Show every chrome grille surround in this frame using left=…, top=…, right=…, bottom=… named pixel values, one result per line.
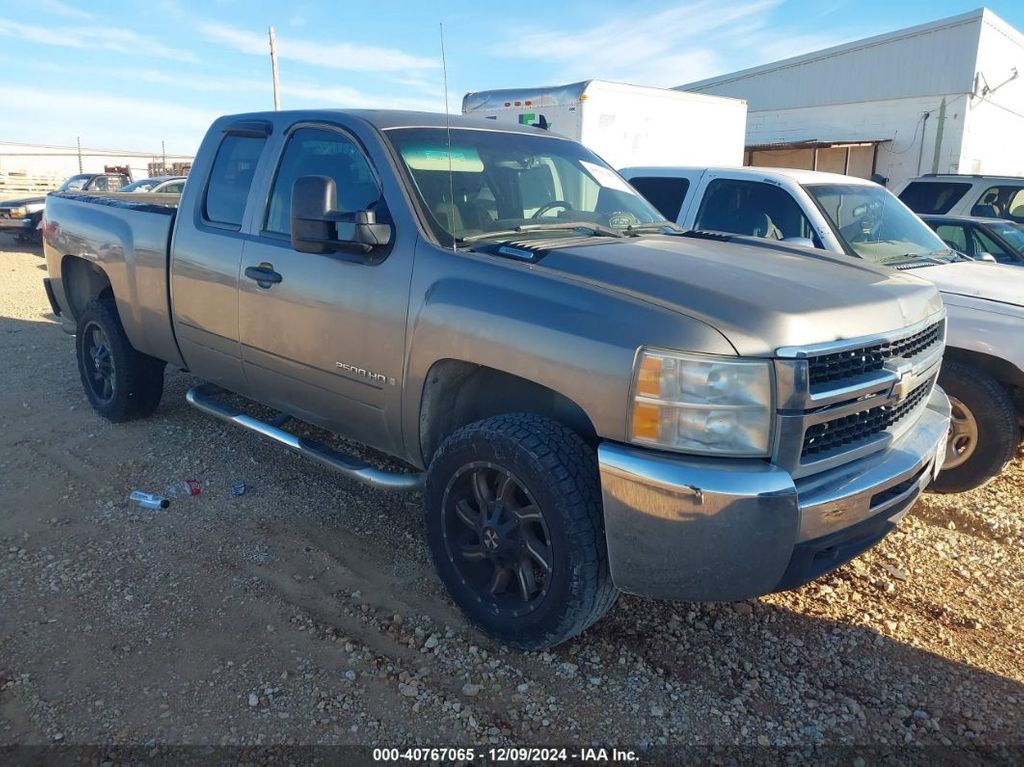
left=773, top=313, right=946, bottom=479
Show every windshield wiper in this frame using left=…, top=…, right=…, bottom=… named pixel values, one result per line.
left=460, top=222, right=628, bottom=244
left=624, top=221, right=684, bottom=234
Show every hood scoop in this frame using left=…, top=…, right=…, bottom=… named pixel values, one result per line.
left=472, top=235, right=604, bottom=262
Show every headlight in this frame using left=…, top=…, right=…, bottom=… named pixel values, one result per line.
left=629, top=349, right=774, bottom=456
left=10, top=207, right=28, bottom=219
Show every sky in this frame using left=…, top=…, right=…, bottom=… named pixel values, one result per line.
left=1, top=0, right=1023, bottom=155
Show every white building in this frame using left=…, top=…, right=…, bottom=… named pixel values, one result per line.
left=679, top=8, right=1024, bottom=190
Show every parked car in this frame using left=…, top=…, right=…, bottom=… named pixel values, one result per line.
left=1, top=172, right=131, bottom=244
left=120, top=176, right=187, bottom=194
left=897, top=174, right=1024, bottom=223
left=620, top=166, right=1023, bottom=492
left=921, top=214, right=1024, bottom=265
left=42, top=110, right=950, bottom=648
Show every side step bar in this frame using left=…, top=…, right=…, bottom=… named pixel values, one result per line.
left=185, top=384, right=424, bottom=492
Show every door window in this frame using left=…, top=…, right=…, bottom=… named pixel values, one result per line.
left=628, top=176, right=690, bottom=222
left=898, top=181, right=971, bottom=214
left=694, top=179, right=819, bottom=244
left=933, top=224, right=968, bottom=253
left=265, top=127, right=381, bottom=235
left=203, top=134, right=267, bottom=228
left=970, top=185, right=1024, bottom=222
left=972, top=228, right=1012, bottom=262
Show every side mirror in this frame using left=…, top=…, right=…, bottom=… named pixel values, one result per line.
left=975, top=251, right=997, bottom=263
left=290, top=175, right=392, bottom=255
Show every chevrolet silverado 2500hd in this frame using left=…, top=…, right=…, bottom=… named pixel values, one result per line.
left=42, top=111, right=951, bottom=648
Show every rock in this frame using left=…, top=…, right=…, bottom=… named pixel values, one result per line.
left=462, top=683, right=481, bottom=697
left=424, top=635, right=439, bottom=650
left=344, top=670, right=357, bottom=682
left=733, top=602, right=753, bottom=616
left=516, top=683, right=529, bottom=694
left=884, top=564, right=909, bottom=581
left=247, top=693, right=259, bottom=707
left=650, top=704, right=664, bottom=717
left=399, top=682, right=418, bottom=698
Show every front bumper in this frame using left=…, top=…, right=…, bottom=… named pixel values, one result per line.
left=598, top=387, right=950, bottom=601
left=0, top=217, right=34, bottom=232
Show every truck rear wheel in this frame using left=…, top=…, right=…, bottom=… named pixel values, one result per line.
left=75, top=298, right=165, bottom=422
left=931, top=361, right=1018, bottom=493
left=424, top=414, right=617, bottom=649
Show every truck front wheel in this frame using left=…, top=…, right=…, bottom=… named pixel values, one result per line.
left=424, top=414, right=617, bottom=649
left=75, top=298, right=165, bottom=422
left=931, top=361, right=1019, bottom=493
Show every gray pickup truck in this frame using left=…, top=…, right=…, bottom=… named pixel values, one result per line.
left=42, top=110, right=951, bottom=648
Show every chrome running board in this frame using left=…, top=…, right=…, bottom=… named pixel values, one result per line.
left=185, top=383, right=423, bottom=492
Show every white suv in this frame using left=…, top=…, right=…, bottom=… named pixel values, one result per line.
left=896, top=175, right=1024, bottom=222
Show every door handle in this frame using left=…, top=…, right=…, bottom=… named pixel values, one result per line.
left=244, top=264, right=282, bottom=288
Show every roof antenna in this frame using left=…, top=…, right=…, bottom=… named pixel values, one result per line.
left=440, top=22, right=456, bottom=252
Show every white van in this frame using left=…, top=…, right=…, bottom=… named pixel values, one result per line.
left=620, top=165, right=1024, bottom=493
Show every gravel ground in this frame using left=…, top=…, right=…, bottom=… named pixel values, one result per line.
left=1, top=239, right=1022, bottom=753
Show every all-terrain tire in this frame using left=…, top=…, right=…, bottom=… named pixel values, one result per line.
left=931, top=361, right=1019, bottom=493
left=424, top=414, right=618, bottom=649
left=75, top=297, right=165, bottom=422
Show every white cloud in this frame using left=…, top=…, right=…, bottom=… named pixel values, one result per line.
left=0, top=19, right=199, bottom=63
left=0, top=85, right=216, bottom=154
left=497, top=0, right=847, bottom=87
left=199, top=22, right=438, bottom=73
left=37, top=0, right=94, bottom=20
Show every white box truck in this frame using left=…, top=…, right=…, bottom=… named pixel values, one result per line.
left=462, top=79, right=747, bottom=169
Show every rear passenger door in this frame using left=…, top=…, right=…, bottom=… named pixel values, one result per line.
left=627, top=176, right=691, bottom=224
left=171, top=128, right=268, bottom=396
left=691, top=178, right=823, bottom=246
left=238, top=124, right=412, bottom=457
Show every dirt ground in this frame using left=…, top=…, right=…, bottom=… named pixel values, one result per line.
left=1, top=238, right=1022, bottom=754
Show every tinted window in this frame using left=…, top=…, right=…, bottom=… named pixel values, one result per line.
left=933, top=223, right=968, bottom=252
left=265, top=128, right=380, bottom=235
left=695, top=179, right=819, bottom=244
left=970, top=185, right=1024, bottom=222
left=898, top=181, right=970, bottom=214
left=629, top=176, right=690, bottom=222
left=972, top=228, right=1015, bottom=262
left=204, top=134, right=266, bottom=227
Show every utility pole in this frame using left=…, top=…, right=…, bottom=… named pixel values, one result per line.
left=76, top=136, right=83, bottom=173
left=268, top=26, right=281, bottom=110
left=161, top=140, right=166, bottom=172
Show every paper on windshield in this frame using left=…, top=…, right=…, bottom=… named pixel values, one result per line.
left=580, top=161, right=634, bottom=193
left=401, top=145, right=484, bottom=172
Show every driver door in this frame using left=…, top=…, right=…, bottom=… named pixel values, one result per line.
left=238, top=125, right=412, bottom=457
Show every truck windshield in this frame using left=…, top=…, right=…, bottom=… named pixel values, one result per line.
left=57, top=175, right=94, bottom=193
left=385, top=127, right=667, bottom=245
left=805, top=183, right=954, bottom=265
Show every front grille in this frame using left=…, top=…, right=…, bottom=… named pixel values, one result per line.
left=802, top=376, right=934, bottom=458
left=807, top=322, right=942, bottom=389
left=869, top=466, right=927, bottom=509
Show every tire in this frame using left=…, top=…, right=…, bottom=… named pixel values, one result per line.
left=931, top=361, right=1019, bottom=493
left=75, top=297, right=165, bottom=422
left=424, top=414, right=617, bottom=649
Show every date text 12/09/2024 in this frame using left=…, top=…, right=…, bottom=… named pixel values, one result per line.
left=372, top=747, right=640, bottom=762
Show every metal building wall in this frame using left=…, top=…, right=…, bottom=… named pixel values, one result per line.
left=681, top=10, right=983, bottom=110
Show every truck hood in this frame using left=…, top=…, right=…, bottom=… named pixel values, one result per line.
left=0, top=195, right=46, bottom=207
left=530, top=235, right=943, bottom=356
left=906, top=260, right=1023, bottom=308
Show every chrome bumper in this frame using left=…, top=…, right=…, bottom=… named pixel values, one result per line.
left=598, top=387, right=950, bottom=601
left=0, top=217, right=34, bottom=231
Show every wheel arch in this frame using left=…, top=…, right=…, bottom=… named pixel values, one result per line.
left=60, top=255, right=114, bottom=321
left=418, top=359, right=598, bottom=466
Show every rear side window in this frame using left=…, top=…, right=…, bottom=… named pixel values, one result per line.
left=629, top=176, right=690, bottom=222
left=264, top=127, right=380, bottom=235
left=898, top=181, right=970, bottom=214
left=203, top=134, right=266, bottom=228
left=970, top=185, right=1024, bottom=222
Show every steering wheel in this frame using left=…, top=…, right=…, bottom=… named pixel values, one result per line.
left=532, top=200, right=574, bottom=219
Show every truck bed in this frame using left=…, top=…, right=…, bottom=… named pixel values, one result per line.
left=43, top=192, right=184, bottom=368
